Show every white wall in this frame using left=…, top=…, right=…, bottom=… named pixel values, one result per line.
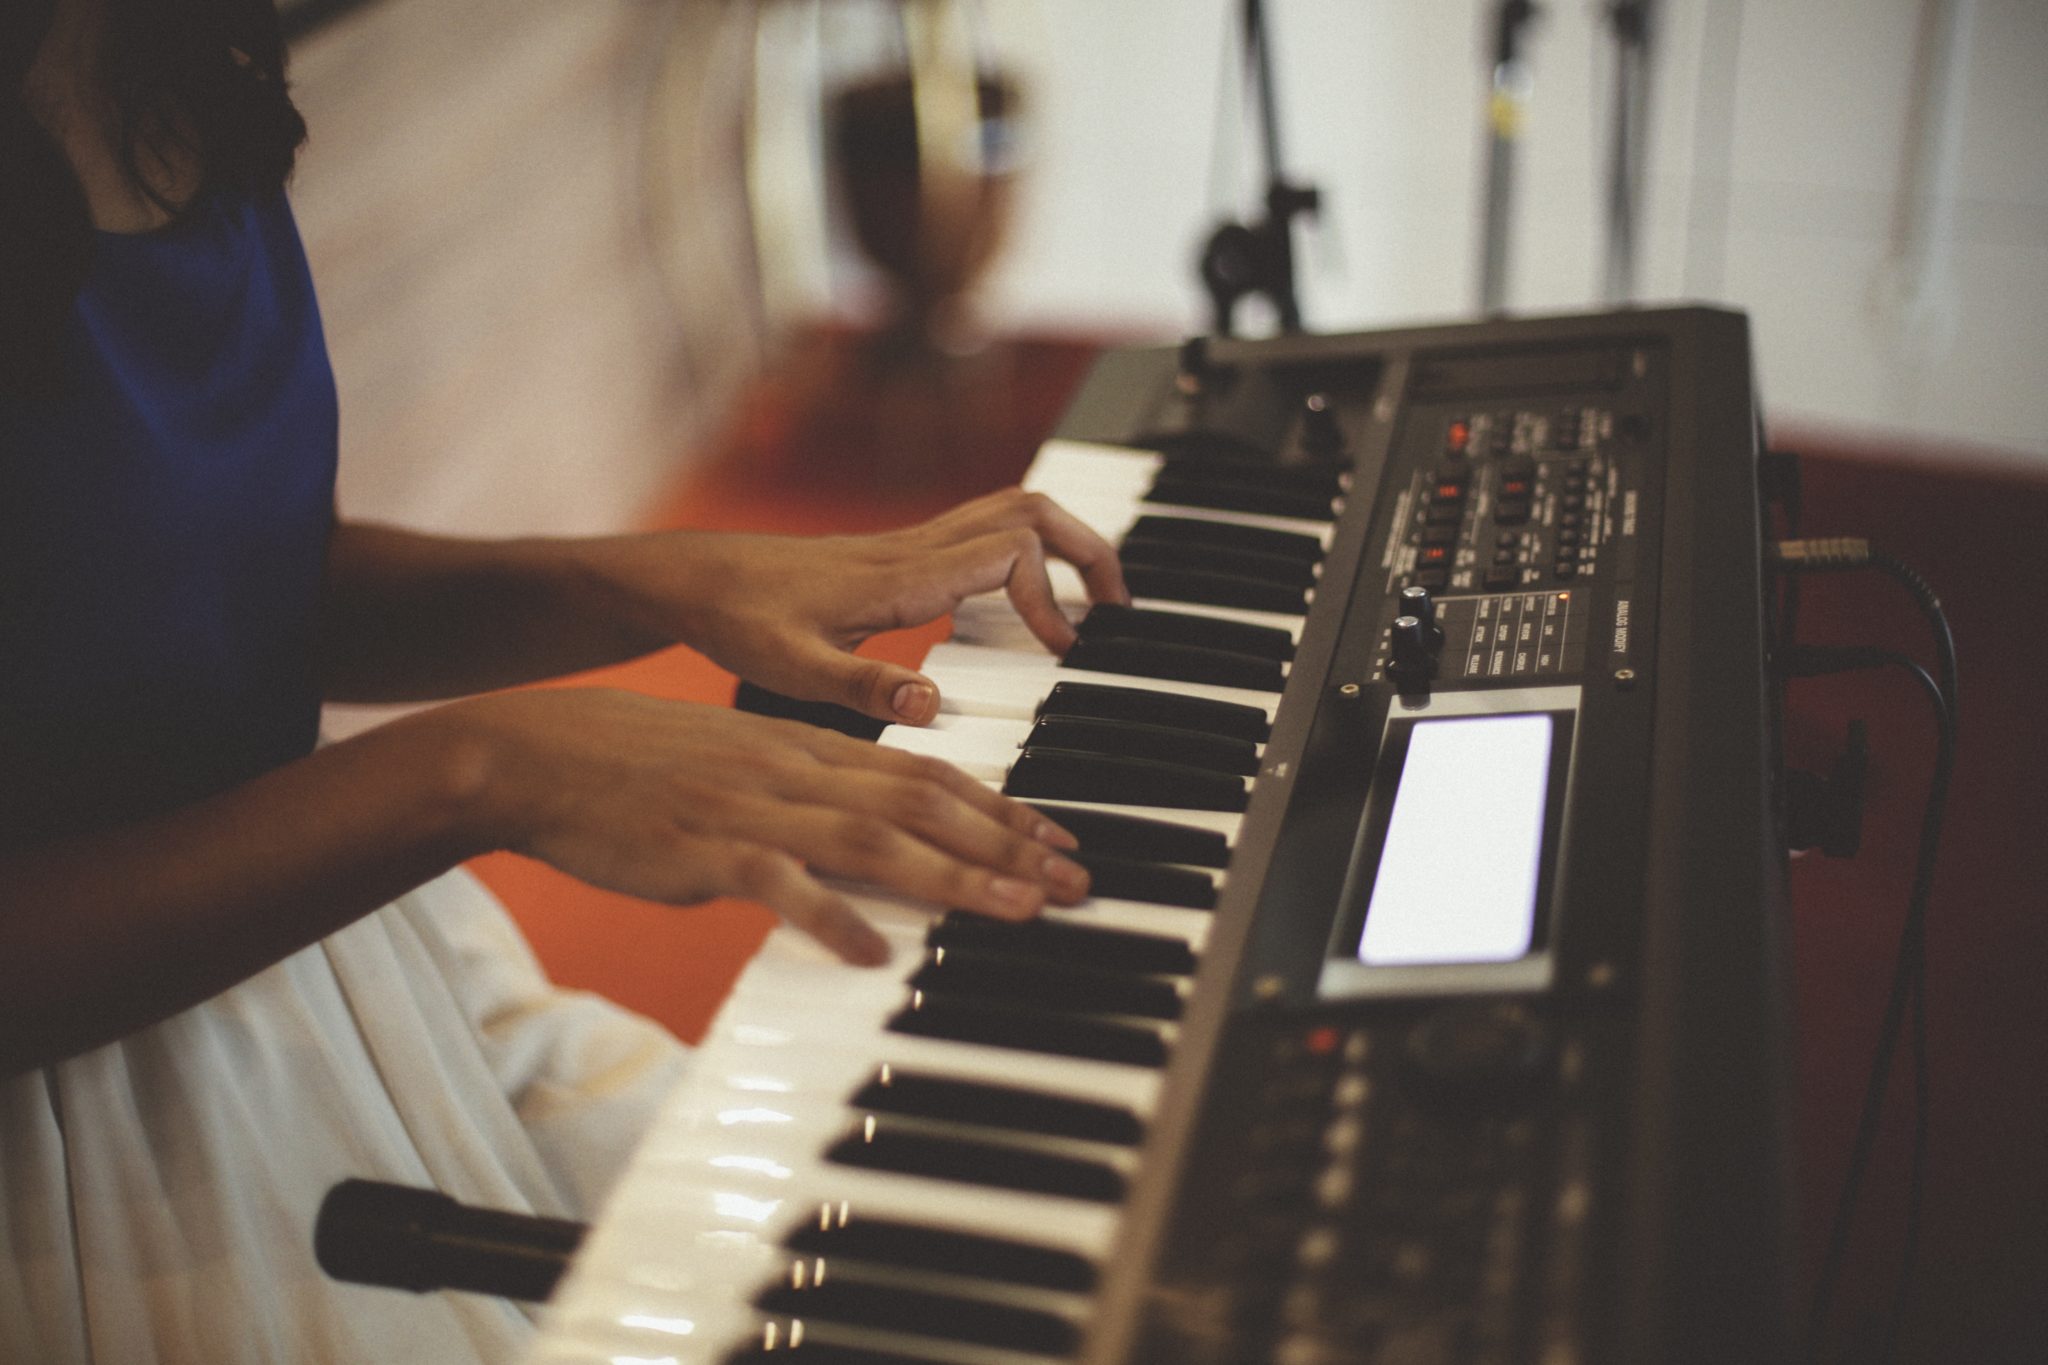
left=981, top=0, right=2048, bottom=469
left=290, top=0, right=760, bottom=540
left=286, top=0, right=2048, bottom=481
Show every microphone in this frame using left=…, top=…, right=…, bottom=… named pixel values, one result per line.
left=314, top=1179, right=588, bottom=1304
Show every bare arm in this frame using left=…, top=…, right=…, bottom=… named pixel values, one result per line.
left=0, top=708, right=489, bottom=1075
left=0, top=688, right=1088, bottom=1078
left=3, top=492, right=1121, bottom=1076
left=319, top=489, right=1130, bottom=715
left=317, top=522, right=669, bottom=702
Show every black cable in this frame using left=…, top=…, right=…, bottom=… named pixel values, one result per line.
left=1780, top=645, right=1943, bottom=1364
left=1893, top=933, right=1928, bottom=1365
left=1780, top=646, right=1940, bottom=720
left=1866, top=555, right=1952, bottom=1365
left=1771, top=542, right=1956, bottom=1365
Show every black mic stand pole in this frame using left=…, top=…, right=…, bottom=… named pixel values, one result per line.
left=1199, top=0, right=1320, bottom=337
left=1478, top=0, right=1540, bottom=315
left=1601, top=0, right=1655, bottom=303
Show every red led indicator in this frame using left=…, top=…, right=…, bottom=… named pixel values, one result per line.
left=1419, top=546, right=1449, bottom=564
left=1305, top=1026, right=1341, bottom=1056
left=1446, top=421, right=1471, bottom=453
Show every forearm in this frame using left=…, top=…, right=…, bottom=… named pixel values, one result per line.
left=319, top=522, right=674, bottom=702
left=0, top=708, right=498, bottom=1075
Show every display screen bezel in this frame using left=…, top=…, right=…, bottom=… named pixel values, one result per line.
left=1318, top=684, right=1580, bottom=1000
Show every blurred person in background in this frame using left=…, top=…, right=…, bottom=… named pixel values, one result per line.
left=0, top=0, right=1127, bottom=1359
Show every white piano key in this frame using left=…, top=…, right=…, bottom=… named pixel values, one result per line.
left=949, top=590, right=1305, bottom=655
left=922, top=641, right=1279, bottom=721
left=1039, top=561, right=1315, bottom=631
left=1126, top=496, right=1341, bottom=540
left=753, top=1321, right=1075, bottom=1365
left=540, top=1162, right=1103, bottom=1363
left=1054, top=486, right=1339, bottom=545
left=715, top=1010, right=1164, bottom=1120
left=1039, top=900, right=1215, bottom=951
left=884, top=714, right=1268, bottom=769
left=639, top=1088, right=1140, bottom=1199
left=711, top=909, right=1174, bottom=1109
left=626, top=1099, right=1126, bottom=1256
left=825, top=844, right=1219, bottom=956
left=877, top=715, right=1268, bottom=796
left=876, top=713, right=1029, bottom=781
left=527, top=429, right=1341, bottom=1365
left=1027, top=439, right=1342, bottom=531
left=738, top=905, right=1206, bottom=998
left=687, top=1017, right=1164, bottom=1127
left=1024, top=796, right=1243, bottom=843
left=1020, top=439, right=1162, bottom=501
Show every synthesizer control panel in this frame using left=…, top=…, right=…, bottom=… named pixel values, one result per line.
left=1050, top=309, right=1791, bottom=1365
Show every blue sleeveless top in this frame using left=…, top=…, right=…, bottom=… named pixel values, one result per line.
left=0, top=194, right=338, bottom=841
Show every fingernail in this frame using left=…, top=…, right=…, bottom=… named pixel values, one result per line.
left=892, top=681, right=937, bottom=722
left=1045, top=854, right=1090, bottom=900
left=988, top=876, right=1042, bottom=916
left=1036, top=818, right=1080, bottom=850
left=845, top=924, right=891, bottom=967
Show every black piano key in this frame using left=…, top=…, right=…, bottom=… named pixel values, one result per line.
left=756, top=1276, right=1082, bottom=1354
left=927, top=912, right=1198, bottom=976
left=1024, top=804, right=1231, bottom=868
left=910, top=950, right=1184, bottom=1021
left=1126, top=428, right=1276, bottom=466
left=888, top=994, right=1170, bottom=1067
left=1119, top=536, right=1319, bottom=589
left=1005, top=749, right=1248, bottom=812
left=1037, top=681, right=1270, bottom=744
left=1070, top=851, right=1218, bottom=910
left=850, top=1068, right=1144, bottom=1147
left=1156, top=453, right=1347, bottom=498
left=727, top=1339, right=934, bottom=1365
left=1061, top=635, right=1285, bottom=692
left=1125, top=513, right=1325, bottom=563
left=1146, top=473, right=1336, bottom=522
left=785, top=1211, right=1101, bottom=1291
left=733, top=682, right=889, bottom=741
left=1026, top=715, right=1259, bottom=777
left=825, top=1117, right=1129, bottom=1204
left=1120, top=564, right=1310, bottom=616
left=1078, top=601, right=1296, bottom=662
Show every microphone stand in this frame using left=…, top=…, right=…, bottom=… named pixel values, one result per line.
left=1199, top=0, right=1320, bottom=337
left=1477, top=0, right=1540, bottom=314
left=1601, top=0, right=1655, bottom=303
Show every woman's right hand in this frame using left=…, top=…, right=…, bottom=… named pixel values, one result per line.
left=442, top=688, right=1089, bottom=965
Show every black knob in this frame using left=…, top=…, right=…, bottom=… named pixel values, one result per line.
left=1388, top=614, right=1439, bottom=682
left=1301, top=393, right=1344, bottom=457
left=1398, top=585, right=1442, bottom=641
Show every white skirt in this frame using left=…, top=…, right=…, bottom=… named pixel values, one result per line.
left=0, top=867, right=691, bottom=1364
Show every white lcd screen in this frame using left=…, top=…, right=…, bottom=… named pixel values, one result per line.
left=1358, top=713, right=1555, bottom=966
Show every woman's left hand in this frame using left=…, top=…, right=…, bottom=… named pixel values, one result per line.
left=578, top=488, right=1129, bottom=725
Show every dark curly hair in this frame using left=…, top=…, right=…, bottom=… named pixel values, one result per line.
left=1, top=0, right=307, bottom=397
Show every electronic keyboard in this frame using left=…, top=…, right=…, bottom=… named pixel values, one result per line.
left=523, top=308, right=1795, bottom=1365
